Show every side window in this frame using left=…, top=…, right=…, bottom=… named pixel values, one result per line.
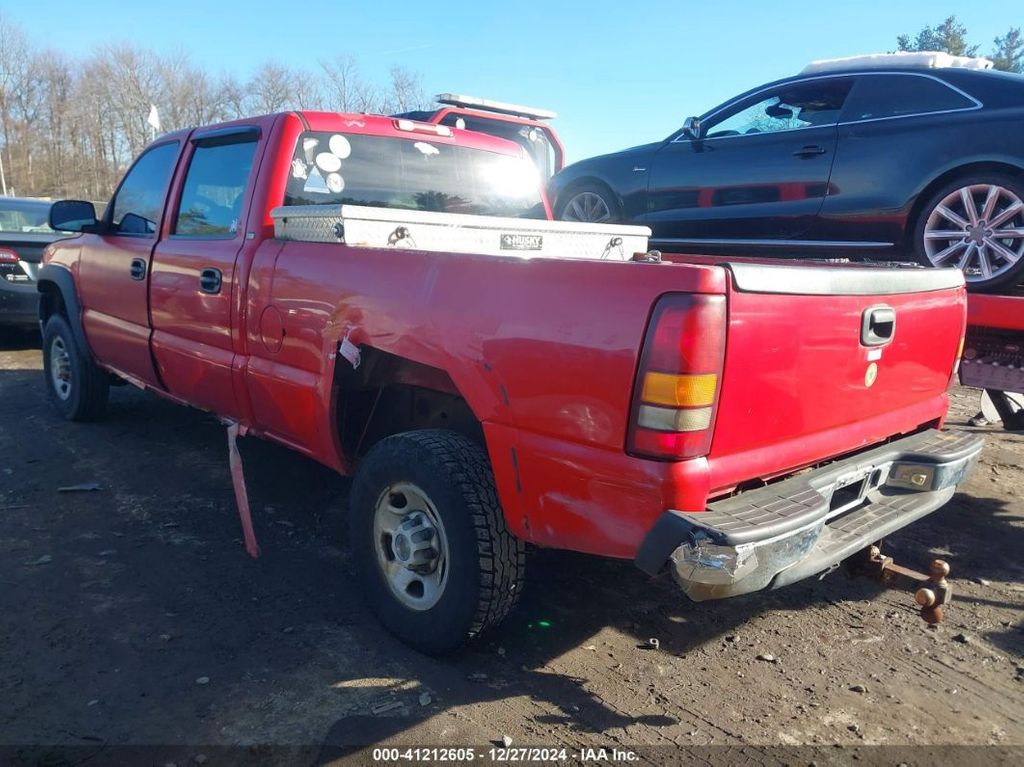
left=839, top=75, right=975, bottom=122
left=705, top=79, right=853, bottom=138
left=110, top=142, right=179, bottom=236
left=174, top=140, right=257, bottom=237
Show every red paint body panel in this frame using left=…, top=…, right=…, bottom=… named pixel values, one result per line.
left=708, top=279, right=964, bottom=494
left=42, top=110, right=968, bottom=562
left=967, top=291, right=1024, bottom=332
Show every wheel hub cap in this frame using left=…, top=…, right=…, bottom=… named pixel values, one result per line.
left=373, top=483, right=449, bottom=611
left=50, top=338, right=72, bottom=401
left=924, top=183, right=1024, bottom=284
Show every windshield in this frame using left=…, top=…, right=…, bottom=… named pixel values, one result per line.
left=0, top=200, right=56, bottom=233
left=284, top=131, right=545, bottom=219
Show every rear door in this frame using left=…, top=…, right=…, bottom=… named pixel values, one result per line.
left=706, top=262, right=966, bottom=494
left=646, top=77, right=853, bottom=245
left=77, top=141, right=181, bottom=385
left=149, top=126, right=262, bottom=419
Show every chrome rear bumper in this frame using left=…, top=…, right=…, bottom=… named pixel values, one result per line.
left=634, top=429, right=984, bottom=601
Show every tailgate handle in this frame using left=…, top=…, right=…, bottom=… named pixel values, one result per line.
left=862, top=305, right=896, bottom=346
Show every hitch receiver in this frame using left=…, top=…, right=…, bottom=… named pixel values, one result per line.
left=847, top=545, right=953, bottom=624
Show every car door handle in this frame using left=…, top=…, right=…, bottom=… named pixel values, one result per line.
left=129, top=258, right=147, bottom=281
left=793, top=145, right=827, bottom=157
left=199, top=267, right=222, bottom=294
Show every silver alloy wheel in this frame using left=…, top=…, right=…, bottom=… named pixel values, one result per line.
left=50, top=336, right=72, bottom=401
left=372, top=481, right=450, bottom=611
left=562, top=191, right=612, bottom=223
left=923, top=183, right=1024, bottom=284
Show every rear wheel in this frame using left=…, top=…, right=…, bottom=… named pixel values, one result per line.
left=557, top=183, right=621, bottom=224
left=349, top=429, right=525, bottom=654
left=914, top=174, right=1024, bottom=292
left=42, top=314, right=108, bottom=421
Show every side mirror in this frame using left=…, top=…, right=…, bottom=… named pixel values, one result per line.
left=682, top=116, right=702, bottom=139
left=49, top=200, right=99, bottom=233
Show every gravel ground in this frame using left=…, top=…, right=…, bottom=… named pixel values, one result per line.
left=1, top=328, right=1022, bottom=765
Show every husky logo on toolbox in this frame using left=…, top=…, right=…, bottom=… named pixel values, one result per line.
left=500, top=233, right=543, bottom=251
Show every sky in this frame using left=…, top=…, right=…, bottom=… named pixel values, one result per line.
left=2, top=0, right=1018, bottom=163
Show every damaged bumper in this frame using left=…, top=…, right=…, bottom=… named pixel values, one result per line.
left=634, top=429, right=983, bottom=601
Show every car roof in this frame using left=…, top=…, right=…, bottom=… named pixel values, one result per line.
left=700, top=65, right=1022, bottom=119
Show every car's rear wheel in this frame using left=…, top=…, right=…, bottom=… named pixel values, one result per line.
left=42, top=314, right=109, bottom=421
left=557, top=183, right=621, bottom=224
left=349, top=429, right=525, bottom=655
left=914, top=174, right=1024, bottom=292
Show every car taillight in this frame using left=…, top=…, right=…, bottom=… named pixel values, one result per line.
left=0, top=247, right=18, bottom=263
left=627, top=294, right=726, bottom=461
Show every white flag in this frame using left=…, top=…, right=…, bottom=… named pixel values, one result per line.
left=147, top=104, right=161, bottom=131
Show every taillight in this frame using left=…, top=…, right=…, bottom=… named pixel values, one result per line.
left=0, top=247, right=18, bottom=263
left=627, top=294, right=726, bottom=461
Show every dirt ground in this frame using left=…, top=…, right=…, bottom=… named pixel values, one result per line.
left=1, top=328, right=1022, bottom=765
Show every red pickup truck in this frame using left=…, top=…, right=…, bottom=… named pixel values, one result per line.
left=38, top=110, right=983, bottom=653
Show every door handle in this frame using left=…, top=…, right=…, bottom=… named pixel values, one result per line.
left=861, top=305, right=896, bottom=346
left=129, top=258, right=147, bottom=281
left=793, top=145, right=827, bottom=158
left=199, top=267, right=223, bottom=295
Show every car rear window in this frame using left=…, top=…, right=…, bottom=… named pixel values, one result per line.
left=0, top=201, right=55, bottom=232
left=840, top=74, right=976, bottom=122
left=284, top=131, right=545, bottom=219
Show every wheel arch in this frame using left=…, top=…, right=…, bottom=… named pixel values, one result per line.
left=904, top=160, right=1024, bottom=249
left=330, top=346, right=485, bottom=464
left=36, top=264, right=90, bottom=357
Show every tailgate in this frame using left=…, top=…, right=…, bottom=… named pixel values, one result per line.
left=707, top=262, right=966, bottom=494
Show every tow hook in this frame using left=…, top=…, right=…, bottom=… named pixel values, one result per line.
left=847, top=545, right=953, bottom=624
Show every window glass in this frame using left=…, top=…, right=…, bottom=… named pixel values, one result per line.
left=705, top=80, right=852, bottom=138
left=0, top=201, right=55, bottom=232
left=439, top=114, right=556, bottom=180
left=839, top=75, right=974, bottom=122
left=110, top=142, right=179, bottom=236
left=174, top=140, right=257, bottom=236
left=284, top=131, right=545, bottom=219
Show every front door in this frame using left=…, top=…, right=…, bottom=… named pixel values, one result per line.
left=645, top=77, right=853, bottom=246
left=77, top=141, right=181, bottom=386
left=149, top=127, right=261, bottom=419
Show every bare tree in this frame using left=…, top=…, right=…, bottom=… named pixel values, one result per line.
left=0, top=11, right=431, bottom=201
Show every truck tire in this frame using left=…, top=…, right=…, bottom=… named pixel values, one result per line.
left=42, top=314, right=109, bottom=421
left=913, top=173, right=1024, bottom=292
left=349, top=429, right=525, bottom=654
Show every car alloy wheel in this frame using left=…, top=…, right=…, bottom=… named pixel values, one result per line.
left=562, top=191, right=613, bottom=223
left=49, top=336, right=73, bottom=401
left=923, top=183, right=1024, bottom=284
left=372, top=481, right=450, bottom=611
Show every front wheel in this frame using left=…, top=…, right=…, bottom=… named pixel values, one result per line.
left=349, top=429, right=525, bottom=654
left=42, top=314, right=109, bottom=421
left=914, top=174, right=1024, bottom=292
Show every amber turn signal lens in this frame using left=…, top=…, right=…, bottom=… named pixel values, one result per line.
left=641, top=372, right=717, bottom=408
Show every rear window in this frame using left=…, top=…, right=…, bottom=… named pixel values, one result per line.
left=840, top=74, right=975, bottom=122
left=0, top=201, right=55, bottom=232
left=284, top=131, right=545, bottom=219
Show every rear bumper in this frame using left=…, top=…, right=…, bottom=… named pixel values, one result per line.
left=0, top=277, right=39, bottom=325
left=634, top=429, right=984, bottom=601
